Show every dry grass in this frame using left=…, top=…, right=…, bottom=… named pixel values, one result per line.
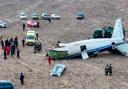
left=0, top=0, right=128, bottom=89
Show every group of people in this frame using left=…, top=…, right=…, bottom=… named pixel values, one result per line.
left=33, top=41, right=42, bottom=53
left=105, top=64, right=113, bottom=76
left=0, top=36, right=20, bottom=59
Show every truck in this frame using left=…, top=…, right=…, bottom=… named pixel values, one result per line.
left=93, top=26, right=125, bottom=38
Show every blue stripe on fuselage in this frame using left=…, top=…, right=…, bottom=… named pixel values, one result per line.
left=63, top=44, right=113, bottom=59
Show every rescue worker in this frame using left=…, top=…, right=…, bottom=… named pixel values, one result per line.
left=105, top=64, right=109, bottom=76
left=23, top=23, right=25, bottom=31
left=16, top=48, right=20, bottom=59
left=108, top=64, right=113, bottom=76
left=20, top=73, right=24, bottom=85
left=22, top=39, right=25, bottom=47
left=34, top=44, right=37, bottom=53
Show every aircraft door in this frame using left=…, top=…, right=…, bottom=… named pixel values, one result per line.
left=80, top=45, right=88, bottom=60
left=80, top=45, right=87, bottom=52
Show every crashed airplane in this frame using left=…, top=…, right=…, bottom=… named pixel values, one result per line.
left=48, top=19, right=128, bottom=60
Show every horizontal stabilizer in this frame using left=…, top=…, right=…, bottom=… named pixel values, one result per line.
left=116, top=43, right=128, bottom=56
left=81, top=50, right=89, bottom=60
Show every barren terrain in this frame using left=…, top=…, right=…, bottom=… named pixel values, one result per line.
left=1, top=0, right=128, bottom=89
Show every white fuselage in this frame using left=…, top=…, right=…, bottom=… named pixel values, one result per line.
left=54, top=38, right=124, bottom=55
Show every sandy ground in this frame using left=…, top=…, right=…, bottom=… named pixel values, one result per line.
left=1, top=0, right=128, bottom=89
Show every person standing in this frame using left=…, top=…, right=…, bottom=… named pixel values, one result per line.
left=48, top=17, right=51, bottom=23
left=36, top=33, right=38, bottom=40
left=22, top=39, right=25, bottom=47
left=4, top=49, right=6, bottom=59
left=16, top=48, right=20, bottom=59
left=1, top=39, right=4, bottom=50
left=5, top=39, right=9, bottom=47
left=14, top=37, right=18, bottom=49
left=23, top=23, right=25, bottom=31
left=9, top=37, right=13, bottom=44
left=37, top=22, right=39, bottom=28
left=108, top=64, right=113, bottom=76
left=11, top=42, right=15, bottom=55
left=6, top=46, right=10, bottom=55
left=48, top=56, right=52, bottom=65
left=20, top=73, right=24, bottom=85
left=10, top=45, right=14, bottom=57
left=105, top=64, right=109, bottom=76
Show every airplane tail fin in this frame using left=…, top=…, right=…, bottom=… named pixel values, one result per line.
left=112, top=19, right=124, bottom=39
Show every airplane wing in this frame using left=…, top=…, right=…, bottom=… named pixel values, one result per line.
left=115, top=43, right=128, bottom=56
left=81, top=50, right=89, bottom=60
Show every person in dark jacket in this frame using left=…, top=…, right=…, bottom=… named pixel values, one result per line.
left=105, top=64, right=109, bottom=76
left=4, top=49, right=6, bottom=59
left=20, top=73, right=24, bottom=85
left=37, top=22, right=39, bottom=28
left=5, top=39, right=9, bottom=47
left=36, top=33, right=38, bottom=40
left=23, top=23, right=25, bottom=31
left=11, top=42, right=15, bottom=55
left=22, top=39, right=25, bottom=47
left=14, top=37, right=18, bottom=48
left=16, top=48, right=20, bottom=59
left=108, top=64, right=113, bottom=76
left=48, top=17, right=51, bottom=23
left=9, top=37, right=13, bottom=44
left=10, top=45, right=14, bottom=57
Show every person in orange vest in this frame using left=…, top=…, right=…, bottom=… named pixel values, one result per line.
left=48, top=56, right=52, bottom=65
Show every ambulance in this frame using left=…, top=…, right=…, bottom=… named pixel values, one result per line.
left=26, top=30, right=37, bottom=45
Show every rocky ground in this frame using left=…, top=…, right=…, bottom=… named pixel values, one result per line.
left=0, top=0, right=128, bottom=89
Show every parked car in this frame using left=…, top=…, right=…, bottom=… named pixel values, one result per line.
left=32, top=13, right=38, bottom=20
left=0, top=80, right=14, bottom=89
left=76, top=12, right=84, bottom=19
left=26, top=20, right=38, bottom=27
left=51, top=14, right=61, bottom=19
left=20, top=12, right=27, bottom=20
left=42, top=13, right=50, bottom=20
left=0, top=20, right=7, bottom=28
